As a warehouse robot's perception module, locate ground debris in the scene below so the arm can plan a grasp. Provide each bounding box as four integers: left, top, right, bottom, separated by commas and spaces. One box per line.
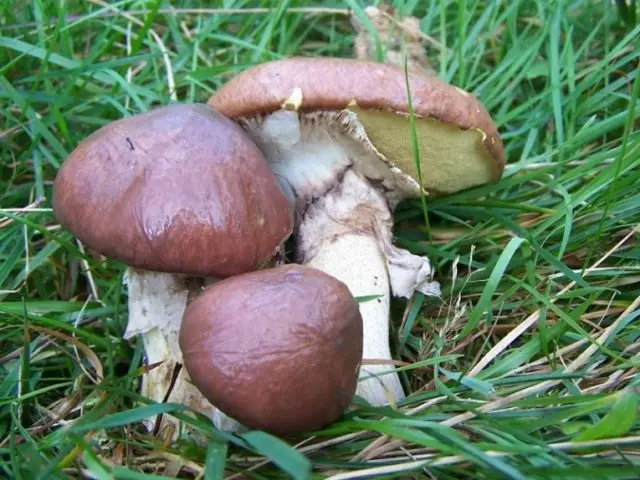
350, 2, 437, 75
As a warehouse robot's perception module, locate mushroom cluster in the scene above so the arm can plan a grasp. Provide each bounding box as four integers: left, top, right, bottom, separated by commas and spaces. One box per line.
52, 56, 504, 437
208, 57, 505, 406
52, 104, 297, 430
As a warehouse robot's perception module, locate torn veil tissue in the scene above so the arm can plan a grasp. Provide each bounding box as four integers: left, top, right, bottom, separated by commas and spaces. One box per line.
384, 241, 442, 298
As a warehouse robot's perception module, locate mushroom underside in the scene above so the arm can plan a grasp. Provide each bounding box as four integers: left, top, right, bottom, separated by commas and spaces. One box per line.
238, 108, 494, 405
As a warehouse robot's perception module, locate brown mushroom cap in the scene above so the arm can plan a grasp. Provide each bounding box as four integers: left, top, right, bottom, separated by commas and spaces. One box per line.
208, 57, 505, 196
52, 104, 293, 277
179, 264, 363, 436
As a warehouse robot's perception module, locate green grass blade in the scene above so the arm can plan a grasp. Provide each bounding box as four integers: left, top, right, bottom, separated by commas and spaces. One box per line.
240, 431, 311, 480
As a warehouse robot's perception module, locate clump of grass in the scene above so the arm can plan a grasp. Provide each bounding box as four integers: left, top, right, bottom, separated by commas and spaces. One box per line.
1, 1, 639, 478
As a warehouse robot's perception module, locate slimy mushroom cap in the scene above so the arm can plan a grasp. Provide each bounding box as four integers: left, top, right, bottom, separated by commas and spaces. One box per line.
52, 103, 293, 277
179, 264, 363, 436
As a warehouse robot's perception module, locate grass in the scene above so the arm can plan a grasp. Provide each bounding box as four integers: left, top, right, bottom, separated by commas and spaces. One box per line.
1, 0, 639, 478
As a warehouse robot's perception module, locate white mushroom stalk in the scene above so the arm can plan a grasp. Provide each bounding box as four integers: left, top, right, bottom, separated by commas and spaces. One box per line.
124, 269, 247, 433
240, 109, 441, 406
123, 269, 214, 432
124, 269, 187, 416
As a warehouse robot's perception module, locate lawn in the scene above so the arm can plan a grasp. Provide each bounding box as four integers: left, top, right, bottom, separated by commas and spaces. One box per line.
1, 1, 639, 479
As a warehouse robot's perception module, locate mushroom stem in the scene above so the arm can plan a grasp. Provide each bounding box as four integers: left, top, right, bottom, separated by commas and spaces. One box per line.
124, 268, 247, 433
124, 268, 236, 432
296, 169, 440, 406
301, 221, 404, 405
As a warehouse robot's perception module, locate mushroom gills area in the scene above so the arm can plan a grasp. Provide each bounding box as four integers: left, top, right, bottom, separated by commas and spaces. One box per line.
243, 109, 442, 299
350, 106, 498, 194
125, 268, 228, 432
242, 110, 441, 405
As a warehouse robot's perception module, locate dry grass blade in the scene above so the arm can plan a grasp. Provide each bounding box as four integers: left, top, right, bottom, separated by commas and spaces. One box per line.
468, 224, 640, 377
3, 6, 352, 30
358, 226, 640, 460
360, 292, 640, 461
445, 293, 640, 427
29, 325, 104, 384
87, 0, 177, 102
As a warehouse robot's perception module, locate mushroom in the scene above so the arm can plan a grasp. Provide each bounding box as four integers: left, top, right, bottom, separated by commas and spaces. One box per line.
179, 264, 363, 436
52, 103, 293, 431
208, 57, 505, 406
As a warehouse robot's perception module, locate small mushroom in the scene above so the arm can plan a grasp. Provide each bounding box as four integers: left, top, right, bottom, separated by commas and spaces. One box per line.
179, 264, 363, 436
208, 57, 505, 406
52, 103, 293, 431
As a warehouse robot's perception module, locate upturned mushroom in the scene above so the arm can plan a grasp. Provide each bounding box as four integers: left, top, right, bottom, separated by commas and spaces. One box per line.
179, 264, 363, 436
208, 57, 505, 406
52, 103, 293, 430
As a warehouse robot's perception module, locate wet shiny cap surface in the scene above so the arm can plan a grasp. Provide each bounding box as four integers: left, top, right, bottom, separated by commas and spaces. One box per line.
52, 104, 293, 277
179, 264, 363, 436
